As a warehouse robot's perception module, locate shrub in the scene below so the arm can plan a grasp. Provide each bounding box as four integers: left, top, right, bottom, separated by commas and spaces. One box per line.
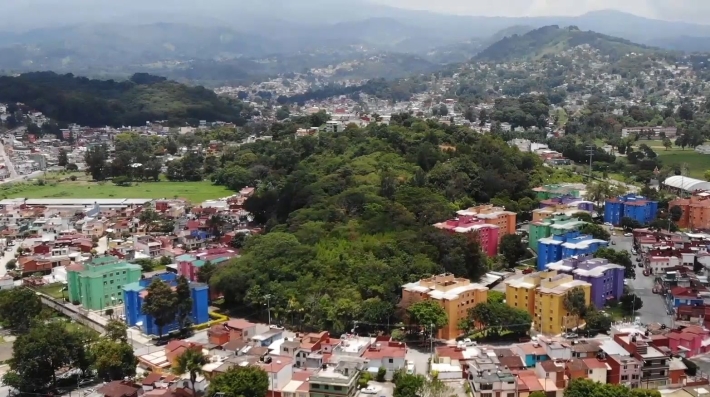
376, 366, 387, 382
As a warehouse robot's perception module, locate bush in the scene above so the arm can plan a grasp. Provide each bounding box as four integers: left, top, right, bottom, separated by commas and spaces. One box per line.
69, 175, 78, 181
376, 367, 387, 382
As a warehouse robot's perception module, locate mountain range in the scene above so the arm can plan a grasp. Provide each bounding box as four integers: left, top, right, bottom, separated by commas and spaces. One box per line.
1, 1, 710, 82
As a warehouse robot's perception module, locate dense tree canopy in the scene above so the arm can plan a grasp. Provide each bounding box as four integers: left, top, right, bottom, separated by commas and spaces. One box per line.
210, 121, 546, 334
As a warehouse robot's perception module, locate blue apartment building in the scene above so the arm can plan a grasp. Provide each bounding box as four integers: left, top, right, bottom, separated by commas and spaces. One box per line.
604, 194, 658, 226
123, 272, 209, 336
537, 231, 609, 270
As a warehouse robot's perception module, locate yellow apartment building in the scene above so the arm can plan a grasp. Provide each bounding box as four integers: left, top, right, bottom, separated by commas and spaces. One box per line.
505, 270, 558, 314
401, 273, 488, 340
534, 274, 591, 335
505, 271, 591, 335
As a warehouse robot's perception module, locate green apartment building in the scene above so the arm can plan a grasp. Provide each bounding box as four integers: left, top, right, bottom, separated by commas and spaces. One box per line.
528, 215, 587, 251
67, 256, 142, 310
309, 361, 362, 397
533, 183, 584, 200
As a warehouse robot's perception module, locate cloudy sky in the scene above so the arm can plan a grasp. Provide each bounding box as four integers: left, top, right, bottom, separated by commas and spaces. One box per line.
370, 0, 710, 24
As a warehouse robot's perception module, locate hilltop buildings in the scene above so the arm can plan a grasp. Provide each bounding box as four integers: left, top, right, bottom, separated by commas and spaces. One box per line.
401, 273, 488, 340
604, 194, 658, 226
433, 205, 516, 256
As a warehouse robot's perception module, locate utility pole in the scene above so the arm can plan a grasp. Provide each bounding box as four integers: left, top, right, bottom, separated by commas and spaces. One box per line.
429, 323, 434, 361
585, 145, 595, 181
264, 294, 272, 325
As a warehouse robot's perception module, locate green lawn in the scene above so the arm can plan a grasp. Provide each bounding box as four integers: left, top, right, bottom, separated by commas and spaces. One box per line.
35, 283, 67, 299
655, 149, 710, 179
0, 177, 234, 204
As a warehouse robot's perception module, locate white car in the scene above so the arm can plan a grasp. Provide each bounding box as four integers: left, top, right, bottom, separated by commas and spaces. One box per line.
361, 386, 381, 394
624, 233, 633, 237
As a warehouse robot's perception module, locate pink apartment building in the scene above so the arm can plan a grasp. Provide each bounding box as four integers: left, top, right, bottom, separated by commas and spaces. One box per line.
433, 215, 500, 256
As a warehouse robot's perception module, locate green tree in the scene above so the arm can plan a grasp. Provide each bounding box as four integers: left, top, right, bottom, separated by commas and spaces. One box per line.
3, 321, 84, 391
572, 212, 593, 223
394, 372, 425, 397
620, 293, 643, 314
175, 275, 194, 330
139, 204, 161, 233
563, 287, 588, 328
173, 348, 208, 392
92, 338, 137, 380
584, 307, 612, 335
595, 248, 635, 279
670, 205, 683, 222
0, 288, 43, 332
207, 365, 269, 397
5, 259, 16, 270
58, 148, 68, 167
84, 144, 108, 181
141, 278, 177, 338
579, 223, 611, 241
663, 137, 672, 151
105, 319, 128, 342
197, 260, 217, 284
406, 300, 448, 334
499, 234, 528, 267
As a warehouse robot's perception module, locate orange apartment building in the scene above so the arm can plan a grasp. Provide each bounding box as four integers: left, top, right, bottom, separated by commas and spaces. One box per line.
401, 273, 488, 340
457, 205, 516, 242
669, 191, 710, 230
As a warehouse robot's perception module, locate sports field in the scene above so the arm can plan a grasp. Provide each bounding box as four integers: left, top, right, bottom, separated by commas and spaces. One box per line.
0, 173, 233, 203
644, 140, 710, 179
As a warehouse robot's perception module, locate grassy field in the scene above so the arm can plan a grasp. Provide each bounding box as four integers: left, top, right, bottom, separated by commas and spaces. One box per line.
0, 173, 234, 203
641, 139, 710, 179
35, 282, 66, 299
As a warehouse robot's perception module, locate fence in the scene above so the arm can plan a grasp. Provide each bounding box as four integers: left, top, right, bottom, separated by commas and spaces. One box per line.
36, 292, 106, 334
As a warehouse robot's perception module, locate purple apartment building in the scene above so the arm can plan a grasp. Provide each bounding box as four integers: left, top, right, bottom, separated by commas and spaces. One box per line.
546, 255, 625, 308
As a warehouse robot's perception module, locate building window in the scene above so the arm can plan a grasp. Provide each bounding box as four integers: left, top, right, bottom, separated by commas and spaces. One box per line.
389, 358, 394, 363
621, 375, 628, 381
334, 386, 342, 391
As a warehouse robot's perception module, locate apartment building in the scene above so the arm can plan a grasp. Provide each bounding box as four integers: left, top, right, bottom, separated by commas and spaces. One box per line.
604, 194, 658, 226
532, 184, 585, 201
669, 191, 710, 230
67, 255, 142, 310
505, 270, 558, 315
606, 354, 642, 388
537, 231, 608, 270
401, 273, 488, 340
433, 216, 500, 256
457, 204, 517, 241
614, 333, 669, 388
528, 215, 586, 251
546, 256, 625, 307
534, 274, 591, 335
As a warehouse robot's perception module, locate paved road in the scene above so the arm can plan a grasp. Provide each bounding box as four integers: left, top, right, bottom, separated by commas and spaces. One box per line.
610, 233, 671, 326
0, 143, 18, 180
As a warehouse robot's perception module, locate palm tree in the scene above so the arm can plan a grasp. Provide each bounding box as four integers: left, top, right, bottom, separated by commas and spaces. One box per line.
172, 348, 207, 392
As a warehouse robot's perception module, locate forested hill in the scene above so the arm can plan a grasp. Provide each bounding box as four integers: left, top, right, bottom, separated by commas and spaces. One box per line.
0, 72, 251, 127
476, 25, 660, 62
209, 114, 549, 334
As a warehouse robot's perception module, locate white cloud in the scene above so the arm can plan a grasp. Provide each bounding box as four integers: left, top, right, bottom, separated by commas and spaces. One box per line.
369, 0, 710, 23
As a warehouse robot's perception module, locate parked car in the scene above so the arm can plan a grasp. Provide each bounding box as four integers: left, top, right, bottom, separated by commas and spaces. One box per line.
564, 332, 579, 339
362, 386, 381, 394
624, 233, 633, 237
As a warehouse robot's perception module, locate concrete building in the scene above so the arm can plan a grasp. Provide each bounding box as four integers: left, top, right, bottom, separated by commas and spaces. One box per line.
468, 366, 517, 397
309, 360, 362, 397
604, 194, 658, 226
546, 255, 625, 308
433, 216, 500, 257
614, 333, 669, 387
534, 273, 591, 334
605, 354, 642, 388
532, 184, 585, 200
669, 191, 710, 230
401, 273, 488, 340
528, 215, 586, 251
537, 231, 608, 270
456, 205, 517, 242
361, 338, 407, 380
123, 273, 209, 336
505, 270, 557, 315
67, 255, 142, 310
